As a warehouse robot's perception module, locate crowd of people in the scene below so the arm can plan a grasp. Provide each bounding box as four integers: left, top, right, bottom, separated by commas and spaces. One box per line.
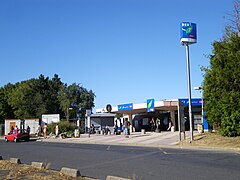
36, 123, 48, 138
97, 117, 172, 137
10, 125, 31, 134
150, 117, 172, 133
10, 123, 53, 139
36, 123, 59, 138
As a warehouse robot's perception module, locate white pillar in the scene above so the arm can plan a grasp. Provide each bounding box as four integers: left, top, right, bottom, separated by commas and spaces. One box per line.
87, 116, 91, 129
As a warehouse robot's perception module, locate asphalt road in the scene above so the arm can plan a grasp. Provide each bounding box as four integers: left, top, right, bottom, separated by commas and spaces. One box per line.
0, 140, 240, 180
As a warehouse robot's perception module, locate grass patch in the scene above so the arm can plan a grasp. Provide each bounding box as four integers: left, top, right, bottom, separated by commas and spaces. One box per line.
177, 131, 240, 150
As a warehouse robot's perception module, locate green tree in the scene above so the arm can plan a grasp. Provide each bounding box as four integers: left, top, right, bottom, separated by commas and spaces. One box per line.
0, 74, 95, 121
203, 1, 240, 137
58, 83, 95, 120
33, 74, 63, 116
203, 32, 240, 136
58, 83, 71, 119
202, 0, 240, 136
0, 84, 15, 122
48, 74, 63, 114
7, 79, 41, 118
6, 74, 64, 119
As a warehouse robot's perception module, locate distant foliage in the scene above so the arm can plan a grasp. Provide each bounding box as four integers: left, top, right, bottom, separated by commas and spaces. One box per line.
0, 74, 95, 122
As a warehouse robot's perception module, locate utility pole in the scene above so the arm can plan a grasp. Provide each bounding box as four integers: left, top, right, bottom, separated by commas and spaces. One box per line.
67, 107, 73, 121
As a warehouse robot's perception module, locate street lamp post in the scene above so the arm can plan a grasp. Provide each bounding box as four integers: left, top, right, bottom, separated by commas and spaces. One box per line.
67, 107, 73, 121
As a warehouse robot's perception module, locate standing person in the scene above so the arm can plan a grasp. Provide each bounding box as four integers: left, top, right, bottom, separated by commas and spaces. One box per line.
167, 118, 172, 131
124, 118, 131, 137
120, 121, 123, 132
14, 125, 19, 133
91, 124, 95, 134
105, 125, 110, 135
11, 126, 14, 133
37, 125, 41, 137
150, 118, 156, 132
55, 124, 59, 137
156, 118, 161, 133
114, 121, 119, 135
43, 123, 47, 139
27, 125, 31, 134
14, 125, 19, 131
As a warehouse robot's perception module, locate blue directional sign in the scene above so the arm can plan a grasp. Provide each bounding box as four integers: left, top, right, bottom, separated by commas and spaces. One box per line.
118, 103, 133, 111
180, 22, 197, 44
147, 99, 155, 112
179, 98, 202, 106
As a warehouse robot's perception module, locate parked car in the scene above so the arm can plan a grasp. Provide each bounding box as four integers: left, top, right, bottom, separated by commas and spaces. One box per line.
5, 129, 30, 142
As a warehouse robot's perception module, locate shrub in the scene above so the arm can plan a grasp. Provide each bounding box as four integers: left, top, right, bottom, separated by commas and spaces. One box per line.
47, 120, 77, 135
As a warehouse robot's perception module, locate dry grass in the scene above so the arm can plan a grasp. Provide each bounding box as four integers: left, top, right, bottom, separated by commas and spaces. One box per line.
178, 132, 240, 150
0, 160, 95, 180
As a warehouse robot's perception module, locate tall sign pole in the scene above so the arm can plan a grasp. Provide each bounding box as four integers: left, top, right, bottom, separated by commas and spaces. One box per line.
180, 22, 197, 142
185, 43, 194, 142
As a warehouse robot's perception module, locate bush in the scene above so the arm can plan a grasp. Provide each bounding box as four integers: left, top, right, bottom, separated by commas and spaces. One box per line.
47, 120, 77, 135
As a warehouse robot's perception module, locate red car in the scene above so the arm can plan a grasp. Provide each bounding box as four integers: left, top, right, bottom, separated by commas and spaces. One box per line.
5, 129, 30, 142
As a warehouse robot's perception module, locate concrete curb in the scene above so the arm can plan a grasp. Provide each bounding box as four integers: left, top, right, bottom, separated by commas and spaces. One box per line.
1, 157, 81, 178
0, 156, 153, 180
106, 175, 131, 180
10, 158, 21, 164
60, 167, 81, 177
31, 162, 48, 169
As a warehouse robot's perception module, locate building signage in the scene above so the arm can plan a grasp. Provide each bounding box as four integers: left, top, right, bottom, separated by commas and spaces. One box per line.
42, 114, 60, 124
147, 99, 155, 112
180, 22, 197, 45
118, 103, 133, 111
106, 104, 112, 113
178, 98, 202, 106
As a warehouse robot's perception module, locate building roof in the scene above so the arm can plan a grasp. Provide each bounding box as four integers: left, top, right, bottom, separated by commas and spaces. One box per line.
96, 100, 179, 115
5, 118, 39, 121
90, 113, 116, 118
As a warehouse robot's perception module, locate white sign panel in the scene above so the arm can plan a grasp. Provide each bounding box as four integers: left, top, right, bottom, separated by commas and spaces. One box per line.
42, 114, 60, 124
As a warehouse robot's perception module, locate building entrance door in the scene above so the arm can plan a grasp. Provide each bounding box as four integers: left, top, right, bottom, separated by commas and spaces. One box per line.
9, 122, 16, 132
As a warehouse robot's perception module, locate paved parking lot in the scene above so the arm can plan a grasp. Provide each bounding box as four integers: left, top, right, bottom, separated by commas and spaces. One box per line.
38, 131, 197, 148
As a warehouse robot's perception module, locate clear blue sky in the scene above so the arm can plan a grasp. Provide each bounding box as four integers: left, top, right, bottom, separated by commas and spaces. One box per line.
0, 0, 234, 111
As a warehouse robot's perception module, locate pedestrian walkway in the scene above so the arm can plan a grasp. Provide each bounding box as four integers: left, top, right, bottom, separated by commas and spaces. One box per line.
39, 131, 198, 148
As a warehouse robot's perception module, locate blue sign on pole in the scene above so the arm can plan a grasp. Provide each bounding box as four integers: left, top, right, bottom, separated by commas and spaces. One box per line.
147, 99, 155, 112
178, 98, 202, 106
180, 22, 197, 45
118, 103, 133, 111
